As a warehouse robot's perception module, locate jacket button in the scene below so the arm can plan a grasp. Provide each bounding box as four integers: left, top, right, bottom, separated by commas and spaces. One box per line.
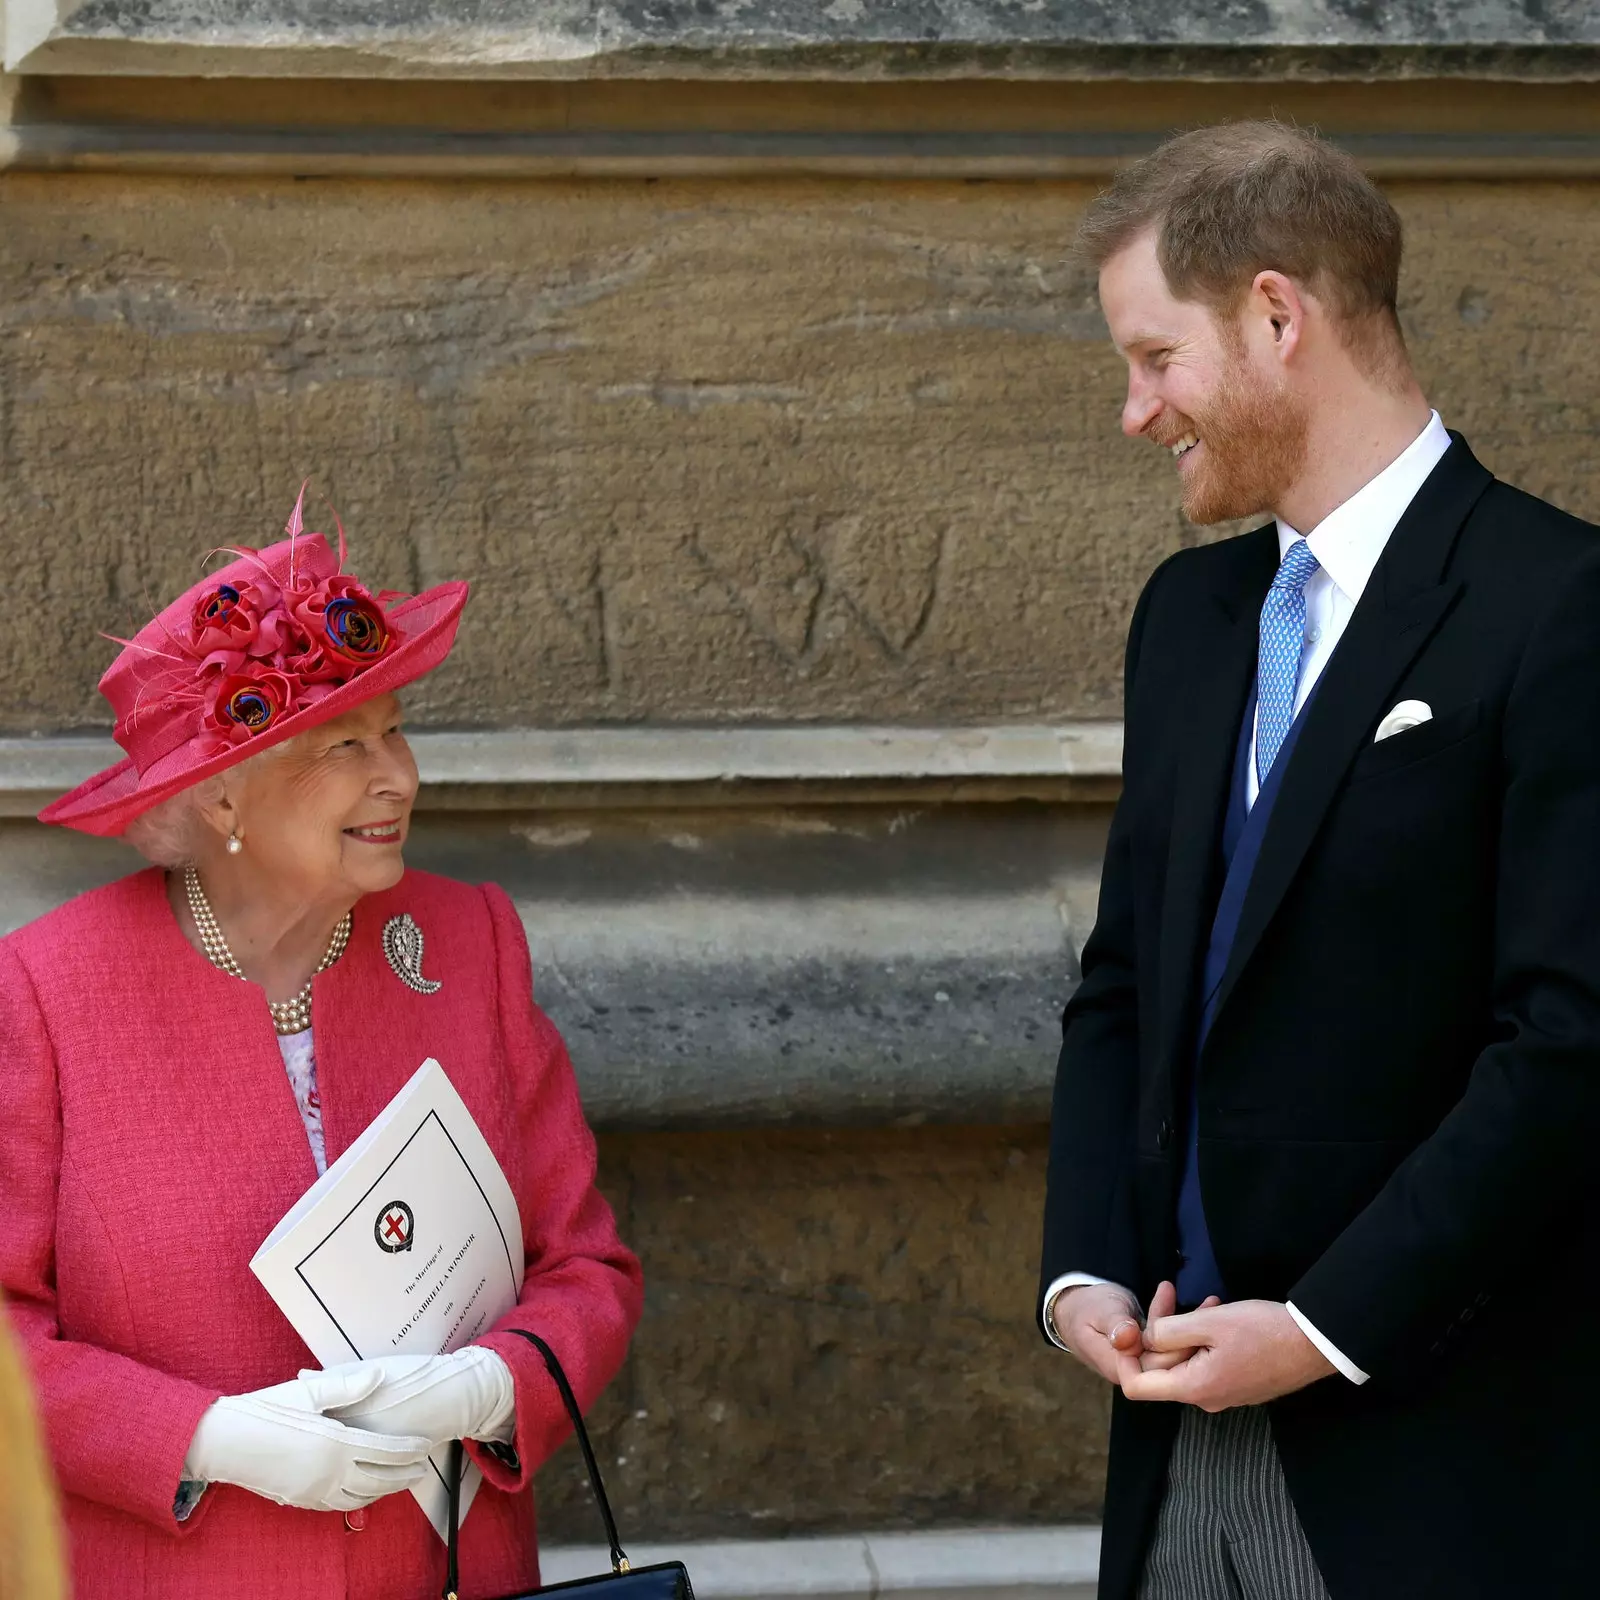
1156, 1120, 1172, 1152
344, 1509, 367, 1533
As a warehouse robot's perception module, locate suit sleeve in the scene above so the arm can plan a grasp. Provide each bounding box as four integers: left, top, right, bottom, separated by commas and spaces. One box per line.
1037, 559, 1166, 1332
464, 885, 645, 1491
0, 942, 221, 1534
1288, 548, 1600, 1383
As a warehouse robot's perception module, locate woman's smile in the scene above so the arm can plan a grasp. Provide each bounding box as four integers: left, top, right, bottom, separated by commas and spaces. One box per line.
343, 819, 404, 845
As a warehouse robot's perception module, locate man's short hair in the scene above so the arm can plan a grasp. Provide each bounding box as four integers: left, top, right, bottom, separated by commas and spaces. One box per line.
1078, 121, 1408, 377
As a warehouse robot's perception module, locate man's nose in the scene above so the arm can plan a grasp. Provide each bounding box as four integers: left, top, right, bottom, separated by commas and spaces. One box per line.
1122, 373, 1161, 439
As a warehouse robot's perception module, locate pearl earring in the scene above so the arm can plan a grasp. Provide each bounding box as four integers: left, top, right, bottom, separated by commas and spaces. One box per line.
226, 833, 243, 855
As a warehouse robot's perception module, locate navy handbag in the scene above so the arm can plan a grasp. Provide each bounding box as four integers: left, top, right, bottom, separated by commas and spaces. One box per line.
442, 1328, 693, 1600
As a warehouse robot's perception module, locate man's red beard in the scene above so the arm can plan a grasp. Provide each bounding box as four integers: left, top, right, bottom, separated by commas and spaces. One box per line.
1159, 356, 1310, 526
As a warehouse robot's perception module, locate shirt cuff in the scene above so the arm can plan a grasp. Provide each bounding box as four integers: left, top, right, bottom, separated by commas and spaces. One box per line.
1041, 1272, 1137, 1353
1285, 1301, 1370, 1386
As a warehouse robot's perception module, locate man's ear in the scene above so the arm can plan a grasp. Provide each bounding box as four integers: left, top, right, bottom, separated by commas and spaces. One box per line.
1249, 270, 1306, 365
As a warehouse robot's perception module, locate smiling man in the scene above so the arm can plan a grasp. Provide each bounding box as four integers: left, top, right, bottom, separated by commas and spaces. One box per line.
1038, 122, 1599, 1598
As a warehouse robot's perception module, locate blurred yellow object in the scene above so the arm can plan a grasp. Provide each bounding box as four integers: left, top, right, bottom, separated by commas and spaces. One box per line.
0, 1302, 65, 1600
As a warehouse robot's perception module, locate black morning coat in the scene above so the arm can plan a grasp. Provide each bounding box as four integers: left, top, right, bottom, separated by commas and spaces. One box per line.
1039, 437, 1600, 1599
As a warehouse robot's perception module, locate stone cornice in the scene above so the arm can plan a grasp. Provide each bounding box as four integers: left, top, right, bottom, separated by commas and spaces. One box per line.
0, 723, 1126, 816
4, 1, 1597, 81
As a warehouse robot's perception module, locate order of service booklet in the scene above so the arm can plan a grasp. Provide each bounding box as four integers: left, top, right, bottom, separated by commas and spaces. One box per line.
251, 1058, 525, 1540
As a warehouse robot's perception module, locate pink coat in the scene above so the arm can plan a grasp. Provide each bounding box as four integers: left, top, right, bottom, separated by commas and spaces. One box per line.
0, 867, 644, 1600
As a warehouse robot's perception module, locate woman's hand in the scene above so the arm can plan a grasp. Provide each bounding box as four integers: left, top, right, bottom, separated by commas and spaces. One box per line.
184, 1366, 436, 1512
310, 1347, 516, 1451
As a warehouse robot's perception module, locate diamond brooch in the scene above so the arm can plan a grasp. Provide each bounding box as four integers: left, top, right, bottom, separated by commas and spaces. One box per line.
382, 913, 441, 995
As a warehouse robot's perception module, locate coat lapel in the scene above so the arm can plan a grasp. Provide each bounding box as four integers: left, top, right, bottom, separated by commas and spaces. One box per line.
1155, 526, 1278, 1085
1207, 437, 1494, 1029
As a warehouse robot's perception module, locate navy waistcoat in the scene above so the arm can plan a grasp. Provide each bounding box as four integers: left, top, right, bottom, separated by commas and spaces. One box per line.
1174, 681, 1317, 1307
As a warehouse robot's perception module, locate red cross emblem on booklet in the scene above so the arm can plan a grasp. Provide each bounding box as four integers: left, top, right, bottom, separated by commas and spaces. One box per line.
374, 1200, 414, 1253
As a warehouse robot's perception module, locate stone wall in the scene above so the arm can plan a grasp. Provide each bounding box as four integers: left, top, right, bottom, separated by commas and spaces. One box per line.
1, 174, 1597, 734
534, 1124, 1109, 1542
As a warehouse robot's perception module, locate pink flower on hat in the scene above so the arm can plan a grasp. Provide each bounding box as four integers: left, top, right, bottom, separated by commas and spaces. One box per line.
190, 580, 257, 652
189, 576, 299, 676
205, 667, 299, 746
288, 574, 394, 671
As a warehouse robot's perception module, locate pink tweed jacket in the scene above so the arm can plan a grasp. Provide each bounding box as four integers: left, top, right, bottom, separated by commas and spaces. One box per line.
0, 867, 644, 1600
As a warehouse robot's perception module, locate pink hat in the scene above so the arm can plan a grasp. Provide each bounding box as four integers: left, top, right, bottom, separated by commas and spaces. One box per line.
41, 490, 468, 838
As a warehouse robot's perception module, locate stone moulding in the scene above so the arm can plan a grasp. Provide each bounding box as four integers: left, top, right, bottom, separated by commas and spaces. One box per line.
0, 724, 1115, 1130
3, 1, 1597, 81
0, 723, 1127, 817
2, 124, 1598, 179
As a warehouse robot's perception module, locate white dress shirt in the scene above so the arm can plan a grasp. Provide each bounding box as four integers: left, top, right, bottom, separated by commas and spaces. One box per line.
1044, 412, 1454, 1385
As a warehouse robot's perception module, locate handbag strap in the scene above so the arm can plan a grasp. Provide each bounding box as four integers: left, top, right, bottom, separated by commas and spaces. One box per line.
443, 1329, 631, 1599
444, 1439, 464, 1600
508, 1328, 631, 1572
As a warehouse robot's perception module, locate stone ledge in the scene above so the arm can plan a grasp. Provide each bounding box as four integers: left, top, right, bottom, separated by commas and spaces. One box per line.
3, 2, 1596, 81
0, 791, 1108, 1129
539, 1525, 1100, 1597
0, 723, 1125, 817
0, 729, 1116, 1133
4, 124, 1599, 178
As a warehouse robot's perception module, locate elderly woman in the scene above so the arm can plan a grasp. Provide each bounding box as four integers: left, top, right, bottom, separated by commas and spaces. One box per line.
0, 497, 643, 1600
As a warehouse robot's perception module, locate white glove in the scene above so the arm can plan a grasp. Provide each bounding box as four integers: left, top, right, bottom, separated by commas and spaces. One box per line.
184, 1366, 437, 1513
310, 1346, 517, 1450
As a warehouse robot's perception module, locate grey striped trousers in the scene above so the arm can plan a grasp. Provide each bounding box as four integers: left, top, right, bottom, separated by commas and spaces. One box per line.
1138, 1405, 1332, 1600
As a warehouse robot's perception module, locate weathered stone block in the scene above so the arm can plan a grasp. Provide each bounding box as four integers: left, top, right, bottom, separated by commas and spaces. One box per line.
0, 798, 1112, 1127
534, 1125, 1108, 1541
0, 177, 1594, 733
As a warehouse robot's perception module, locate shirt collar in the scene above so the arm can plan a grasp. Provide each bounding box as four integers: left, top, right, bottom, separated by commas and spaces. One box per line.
1277, 411, 1452, 604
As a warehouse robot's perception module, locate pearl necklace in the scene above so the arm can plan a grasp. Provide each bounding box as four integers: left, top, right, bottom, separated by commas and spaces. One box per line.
184, 863, 352, 1035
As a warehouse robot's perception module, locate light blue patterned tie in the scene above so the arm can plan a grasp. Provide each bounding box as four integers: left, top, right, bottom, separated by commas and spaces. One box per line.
1255, 538, 1322, 787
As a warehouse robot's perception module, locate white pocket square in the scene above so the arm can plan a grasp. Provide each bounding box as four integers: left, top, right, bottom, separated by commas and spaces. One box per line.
1374, 700, 1433, 743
